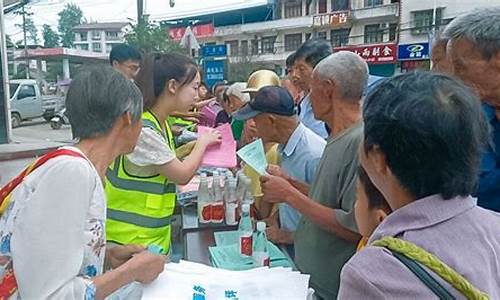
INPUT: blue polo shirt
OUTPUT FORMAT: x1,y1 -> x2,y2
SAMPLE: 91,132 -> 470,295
477,104 -> 500,212
298,94 -> 329,139
278,123 -> 326,231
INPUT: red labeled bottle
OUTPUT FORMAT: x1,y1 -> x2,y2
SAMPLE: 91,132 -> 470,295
211,171 -> 225,223
238,203 -> 253,257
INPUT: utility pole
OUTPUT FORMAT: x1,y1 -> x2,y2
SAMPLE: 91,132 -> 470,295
21,4 -> 28,79
137,0 -> 144,25
14,1 -> 32,79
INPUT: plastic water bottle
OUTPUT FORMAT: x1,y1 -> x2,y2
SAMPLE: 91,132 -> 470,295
197,173 -> 211,224
253,221 -> 270,267
238,203 -> 253,257
211,171 -> 225,223
243,177 -> 257,220
225,178 -> 238,226
235,173 -> 248,221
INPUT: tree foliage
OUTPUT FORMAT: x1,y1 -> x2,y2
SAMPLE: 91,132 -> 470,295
42,24 -> 59,48
57,3 -> 84,47
125,21 -> 185,54
15,16 -> 38,45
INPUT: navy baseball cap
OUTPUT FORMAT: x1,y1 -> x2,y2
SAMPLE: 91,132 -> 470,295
233,86 -> 296,120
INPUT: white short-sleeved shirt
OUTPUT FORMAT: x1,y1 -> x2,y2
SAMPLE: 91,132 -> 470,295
125,127 -> 176,177
0,146 -> 105,299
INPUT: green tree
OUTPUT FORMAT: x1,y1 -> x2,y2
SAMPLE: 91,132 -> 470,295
25,18 -> 38,44
15,16 -> 38,45
57,3 -> 83,47
125,21 -> 185,54
42,24 -> 59,48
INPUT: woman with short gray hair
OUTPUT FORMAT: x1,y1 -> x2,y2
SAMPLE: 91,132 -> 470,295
226,82 -> 251,114
0,66 -> 165,299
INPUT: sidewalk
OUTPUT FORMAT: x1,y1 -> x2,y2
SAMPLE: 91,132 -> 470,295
0,136 -> 70,186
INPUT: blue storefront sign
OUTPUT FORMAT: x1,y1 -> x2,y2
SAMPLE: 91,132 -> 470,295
201,45 -> 227,58
204,60 -> 225,88
398,43 -> 430,60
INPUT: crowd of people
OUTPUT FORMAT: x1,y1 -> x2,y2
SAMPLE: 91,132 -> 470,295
0,7 -> 499,300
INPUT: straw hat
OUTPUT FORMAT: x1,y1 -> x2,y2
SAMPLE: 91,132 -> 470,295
242,70 -> 281,93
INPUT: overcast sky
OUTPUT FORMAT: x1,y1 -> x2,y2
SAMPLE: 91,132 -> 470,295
4,0 -> 268,42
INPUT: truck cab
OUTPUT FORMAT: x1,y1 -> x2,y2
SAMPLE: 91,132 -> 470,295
9,79 -> 64,128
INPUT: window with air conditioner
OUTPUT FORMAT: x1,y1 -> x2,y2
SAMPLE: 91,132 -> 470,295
331,28 -> 350,47
364,24 -> 384,43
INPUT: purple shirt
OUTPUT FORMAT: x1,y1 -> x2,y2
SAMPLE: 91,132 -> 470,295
338,194 -> 500,299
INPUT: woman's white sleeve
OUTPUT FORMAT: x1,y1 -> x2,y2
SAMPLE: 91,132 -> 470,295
126,127 -> 176,166
11,159 -> 96,299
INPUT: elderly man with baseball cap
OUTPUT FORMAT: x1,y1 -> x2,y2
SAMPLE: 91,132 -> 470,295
233,86 -> 326,256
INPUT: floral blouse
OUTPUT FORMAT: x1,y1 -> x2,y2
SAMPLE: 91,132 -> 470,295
0,147 -> 106,299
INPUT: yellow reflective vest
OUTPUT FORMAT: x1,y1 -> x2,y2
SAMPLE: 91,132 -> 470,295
105,111 -> 176,253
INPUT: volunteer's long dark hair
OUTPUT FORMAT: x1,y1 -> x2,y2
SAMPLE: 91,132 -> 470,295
135,53 -> 198,110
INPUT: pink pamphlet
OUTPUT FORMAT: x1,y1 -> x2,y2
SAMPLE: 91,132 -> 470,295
198,123 -> 237,168
199,105 -> 217,127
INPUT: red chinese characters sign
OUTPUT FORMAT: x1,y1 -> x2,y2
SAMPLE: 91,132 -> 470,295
169,23 -> 215,41
313,11 -> 350,27
336,44 -> 397,64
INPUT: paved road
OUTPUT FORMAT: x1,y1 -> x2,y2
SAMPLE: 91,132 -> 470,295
12,118 -> 73,143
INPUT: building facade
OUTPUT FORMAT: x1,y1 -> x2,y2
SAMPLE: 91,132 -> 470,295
72,22 -> 131,54
161,0 -> 498,77
397,0 -> 497,73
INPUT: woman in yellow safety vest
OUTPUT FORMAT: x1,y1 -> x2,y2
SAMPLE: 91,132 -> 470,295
105,53 -> 221,255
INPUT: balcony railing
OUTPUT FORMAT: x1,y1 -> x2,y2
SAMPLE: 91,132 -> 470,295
352,3 -> 399,20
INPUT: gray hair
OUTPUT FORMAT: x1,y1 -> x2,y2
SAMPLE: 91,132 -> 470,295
66,65 -> 143,139
226,82 -> 250,103
314,51 -> 369,100
442,7 -> 500,59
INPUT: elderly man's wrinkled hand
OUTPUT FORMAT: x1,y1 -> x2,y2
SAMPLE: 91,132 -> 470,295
260,174 -> 292,203
266,164 -> 290,180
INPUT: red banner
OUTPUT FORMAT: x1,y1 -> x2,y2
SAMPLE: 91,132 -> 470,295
169,23 -> 214,41
336,43 -> 397,64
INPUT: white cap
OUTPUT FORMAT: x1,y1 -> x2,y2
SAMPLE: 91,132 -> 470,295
256,221 -> 266,232
200,173 -> 207,178
213,170 -> 219,177
242,203 -> 250,213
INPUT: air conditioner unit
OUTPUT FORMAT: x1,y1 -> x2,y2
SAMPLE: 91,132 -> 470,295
380,23 -> 389,29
